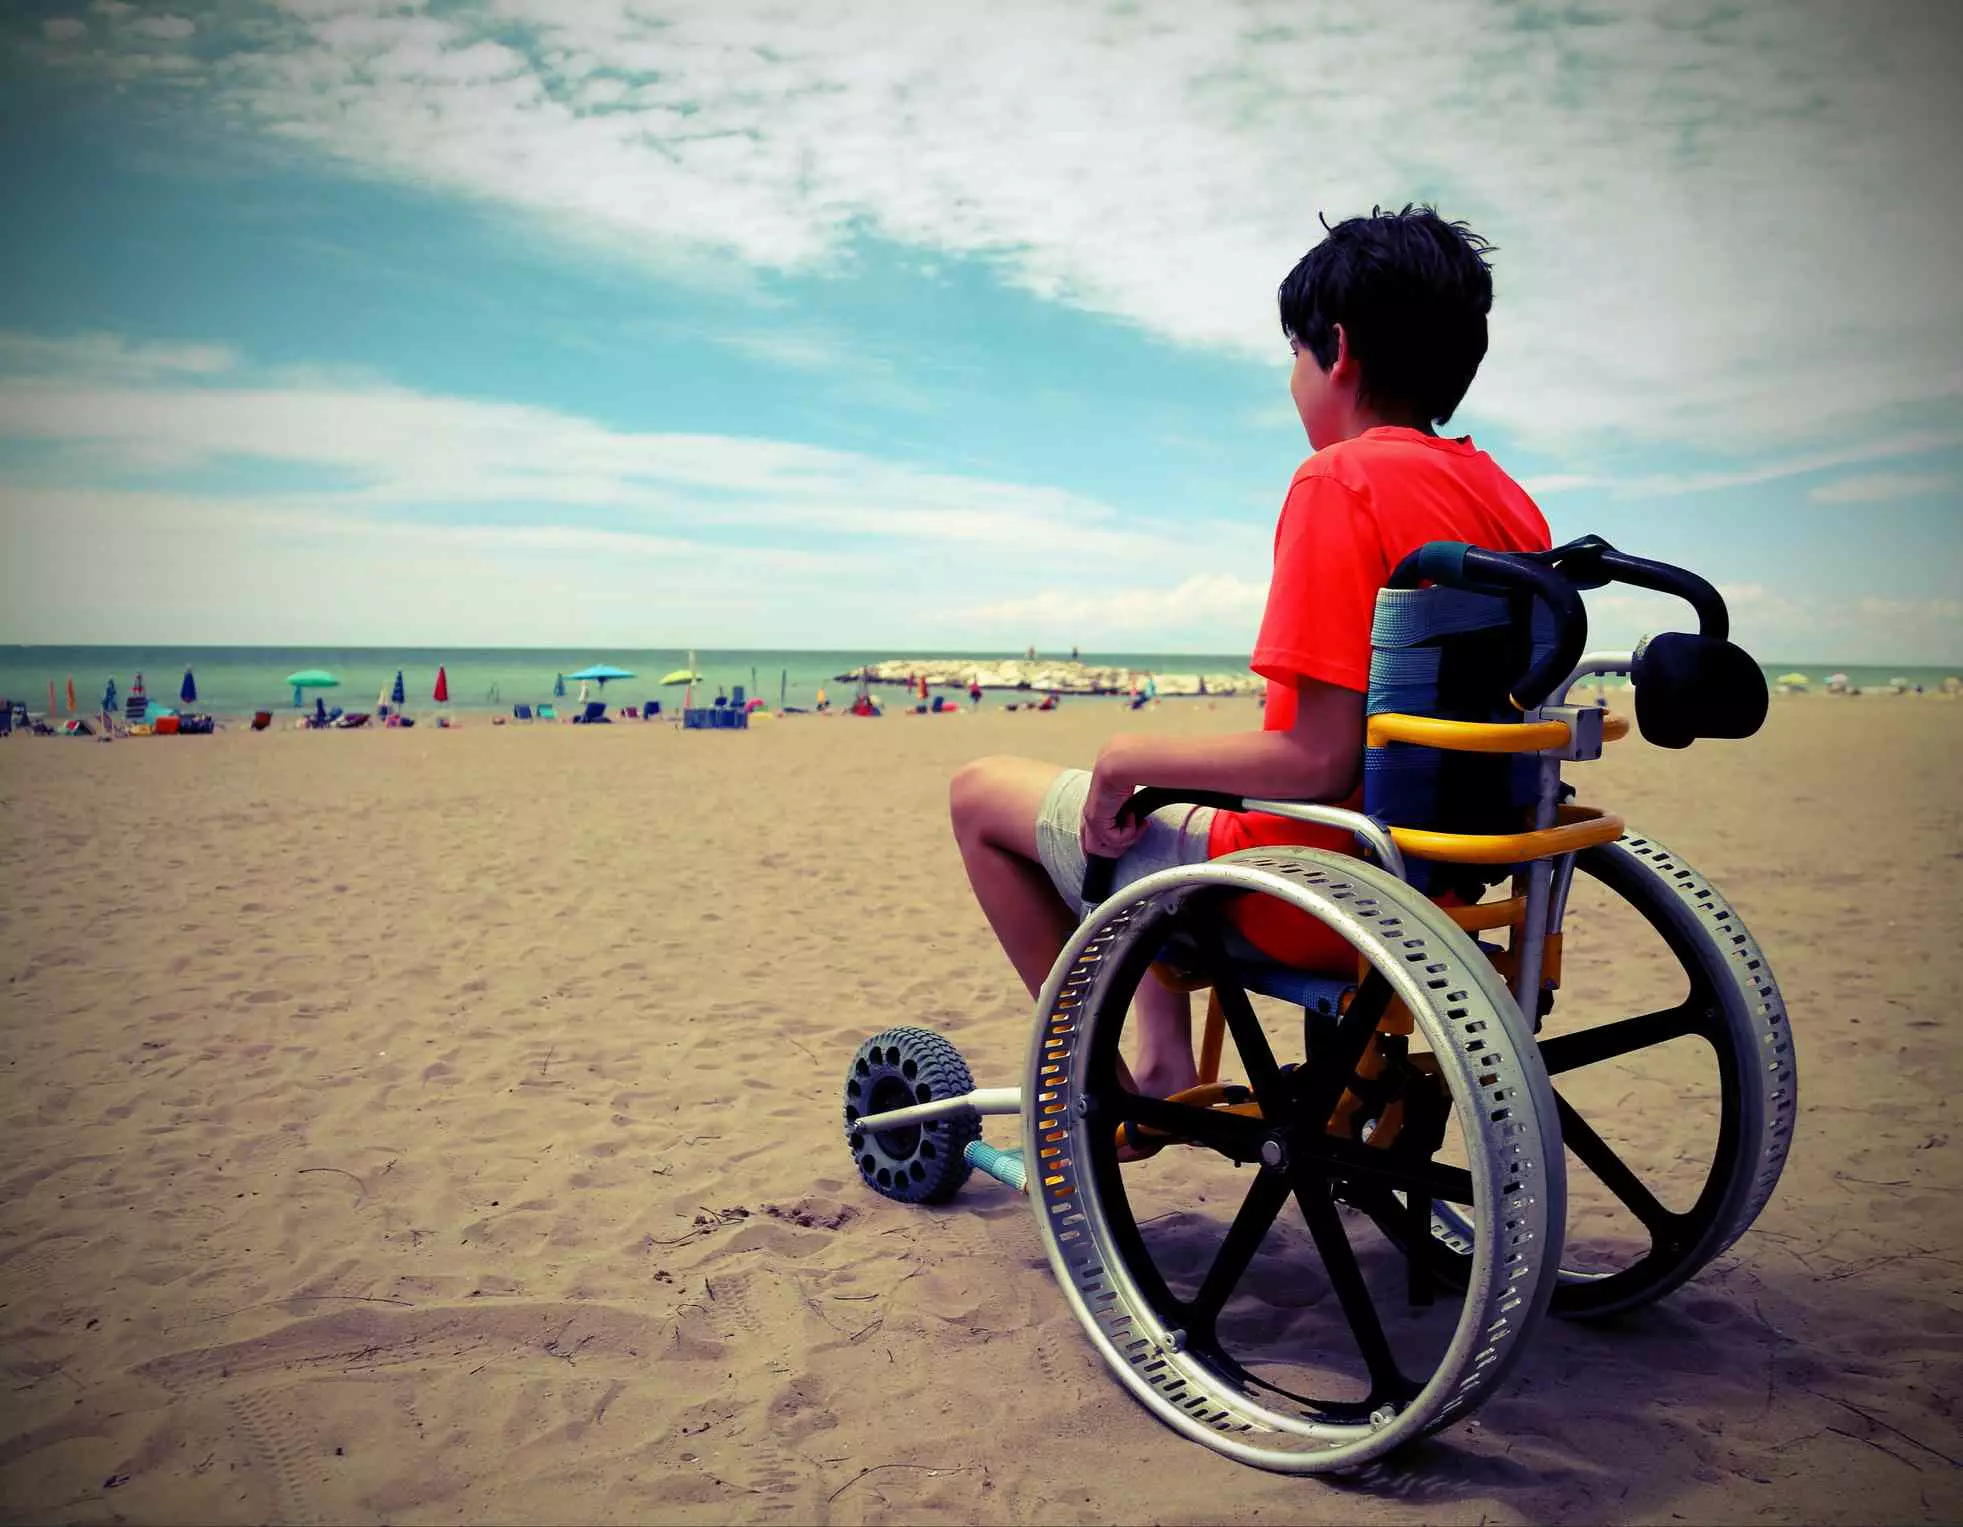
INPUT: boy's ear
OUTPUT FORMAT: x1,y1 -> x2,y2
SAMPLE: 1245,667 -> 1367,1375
1329,322 -> 1357,383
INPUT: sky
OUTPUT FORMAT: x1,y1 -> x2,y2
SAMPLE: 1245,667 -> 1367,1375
0,0 -> 1959,662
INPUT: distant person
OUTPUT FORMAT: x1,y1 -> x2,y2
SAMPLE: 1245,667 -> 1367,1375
1071,645 -> 1079,661
949,204 -> 1547,1100
969,678 -> 983,708
816,685 -> 830,713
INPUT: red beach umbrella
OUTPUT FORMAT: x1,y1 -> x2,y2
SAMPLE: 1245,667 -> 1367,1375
433,666 -> 449,703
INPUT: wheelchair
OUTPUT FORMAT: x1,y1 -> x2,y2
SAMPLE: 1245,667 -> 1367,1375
841,535 -> 1796,1473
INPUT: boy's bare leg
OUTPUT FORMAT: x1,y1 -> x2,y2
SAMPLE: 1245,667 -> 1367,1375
949,755 -> 1078,998
950,755 -> 1199,1097
1132,977 -> 1198,1098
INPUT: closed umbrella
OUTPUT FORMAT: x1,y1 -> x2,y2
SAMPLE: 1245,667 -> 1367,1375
48,679 -> 57,717
391,670 -> 406,706
65,676 -> 76,714
433,666 -> 449,703
180,668 -> 197,705
553,672 -> 566,698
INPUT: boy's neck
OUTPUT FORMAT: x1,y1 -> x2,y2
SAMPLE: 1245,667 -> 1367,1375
1351,405 -> 1436,438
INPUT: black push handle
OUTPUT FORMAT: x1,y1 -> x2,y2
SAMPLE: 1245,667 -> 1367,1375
1554,540 -> 1729,641
1080,787 -> 1247,905
1388,541 -> 1589,709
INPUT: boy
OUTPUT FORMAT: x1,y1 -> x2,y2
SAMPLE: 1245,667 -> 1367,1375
949,204 -> 1550,1098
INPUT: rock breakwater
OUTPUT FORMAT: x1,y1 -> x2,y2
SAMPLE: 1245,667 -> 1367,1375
834,658 -> 1261,697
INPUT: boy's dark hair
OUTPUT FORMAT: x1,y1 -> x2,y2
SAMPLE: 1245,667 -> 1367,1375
1278,204 -> 1496,429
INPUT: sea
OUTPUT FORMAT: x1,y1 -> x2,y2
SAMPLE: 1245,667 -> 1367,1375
2,645 -> 1958,722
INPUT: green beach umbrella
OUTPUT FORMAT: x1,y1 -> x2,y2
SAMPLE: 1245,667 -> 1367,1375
286,668 -> 340,707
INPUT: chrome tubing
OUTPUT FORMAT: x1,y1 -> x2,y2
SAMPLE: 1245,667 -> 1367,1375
1240,799 -> 1408,883
855,1086 -> 1023,1134
1551,650 -> 1634,706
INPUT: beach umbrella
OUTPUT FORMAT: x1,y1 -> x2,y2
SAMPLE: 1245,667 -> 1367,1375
180,668 -> 197,705
103,678 -> 117,715
433,666 -> 449,703
566,664 -> 636,688
391,670 -> 406,706
286,668 -> 339,707
1775,672 -> 1810,686
65,676 -> 76,714
658,667 -> 702,685
48,680 -> 57,717
553,672 -> 566,698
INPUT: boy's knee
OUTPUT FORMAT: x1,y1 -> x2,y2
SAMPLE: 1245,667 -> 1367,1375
948,755 -> 1008,836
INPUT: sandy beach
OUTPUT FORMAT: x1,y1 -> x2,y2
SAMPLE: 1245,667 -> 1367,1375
2,695 -> 1960,1525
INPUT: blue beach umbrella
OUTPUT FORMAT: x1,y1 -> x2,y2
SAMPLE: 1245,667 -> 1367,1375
566,664 -> 636,688
180,667 -> 198,705
391,670 -> 406,705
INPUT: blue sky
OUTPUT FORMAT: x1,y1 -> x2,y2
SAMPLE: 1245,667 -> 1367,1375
0,0 -> 1958,661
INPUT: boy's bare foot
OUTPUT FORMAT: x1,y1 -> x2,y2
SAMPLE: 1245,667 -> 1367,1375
1113,1055 -> 1202,1162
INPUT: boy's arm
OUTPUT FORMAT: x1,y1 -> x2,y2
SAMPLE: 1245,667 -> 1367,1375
1081,677 -> 1364,857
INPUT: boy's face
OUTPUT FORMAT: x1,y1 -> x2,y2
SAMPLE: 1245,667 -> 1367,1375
1288,324 -> 1351,450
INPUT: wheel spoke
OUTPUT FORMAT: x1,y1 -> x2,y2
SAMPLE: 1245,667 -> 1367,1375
1555,1092 -> 1683,1238
1109,1091 -> 1267,1160
1188,1169 -> 1293,1342
1185,920 -> 1289,1116
1292,1175 -> 1414,1408
1539,1001 -> 1706,1074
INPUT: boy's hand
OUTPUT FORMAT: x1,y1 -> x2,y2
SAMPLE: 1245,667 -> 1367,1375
1082,751 -> 1148,859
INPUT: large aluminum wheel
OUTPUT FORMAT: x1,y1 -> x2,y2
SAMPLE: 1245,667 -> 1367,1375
1395,832 -> 1797,1319
1022,848 -> 1566,1473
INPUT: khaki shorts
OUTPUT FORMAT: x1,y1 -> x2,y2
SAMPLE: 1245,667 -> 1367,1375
1034,768 -> 1218,915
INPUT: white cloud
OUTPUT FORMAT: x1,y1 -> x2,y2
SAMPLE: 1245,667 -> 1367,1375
0,354 -> 1273,644
954,574 -> 1268,642
42,17 -> 85,41
39,0 -> 1959,464
126,14 -> 193,41
1807,471 -> 1954,505
0,331 -> 239,380
1857,597 -> 1963,623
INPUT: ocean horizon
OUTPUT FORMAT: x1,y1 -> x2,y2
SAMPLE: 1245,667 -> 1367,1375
4,644 -> 1959,721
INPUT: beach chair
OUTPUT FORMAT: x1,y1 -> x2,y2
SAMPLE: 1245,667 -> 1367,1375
573,700 -> 609,724
841,535 -> 1794,1473
537,703 -> 558,721
513,703 -> 534,721
0,702 -> 11,739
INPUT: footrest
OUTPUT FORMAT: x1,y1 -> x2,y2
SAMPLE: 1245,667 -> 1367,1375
963,1140 -> 1027,1192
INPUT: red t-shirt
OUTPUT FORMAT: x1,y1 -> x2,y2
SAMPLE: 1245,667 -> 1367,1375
1209,426 -> 1551,964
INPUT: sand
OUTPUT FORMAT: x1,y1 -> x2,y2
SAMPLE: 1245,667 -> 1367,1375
2,695 -> 1959,1524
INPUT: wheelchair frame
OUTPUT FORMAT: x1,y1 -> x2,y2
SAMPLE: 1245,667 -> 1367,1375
842,537 -> 1796,1472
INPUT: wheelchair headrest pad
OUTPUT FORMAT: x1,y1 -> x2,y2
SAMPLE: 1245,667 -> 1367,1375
1630,632 -> 1768,749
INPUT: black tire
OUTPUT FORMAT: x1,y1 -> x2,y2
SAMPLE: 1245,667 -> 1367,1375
844,1027 -> 980,1205
1368,832 -> 1797,1320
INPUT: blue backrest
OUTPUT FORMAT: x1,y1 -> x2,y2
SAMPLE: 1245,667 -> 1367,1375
1363,585 -> 1557,896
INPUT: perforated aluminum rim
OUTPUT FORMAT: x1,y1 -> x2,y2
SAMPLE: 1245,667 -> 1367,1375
1423,831 -> 1797,1316
1021,849 -> 1566,1473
